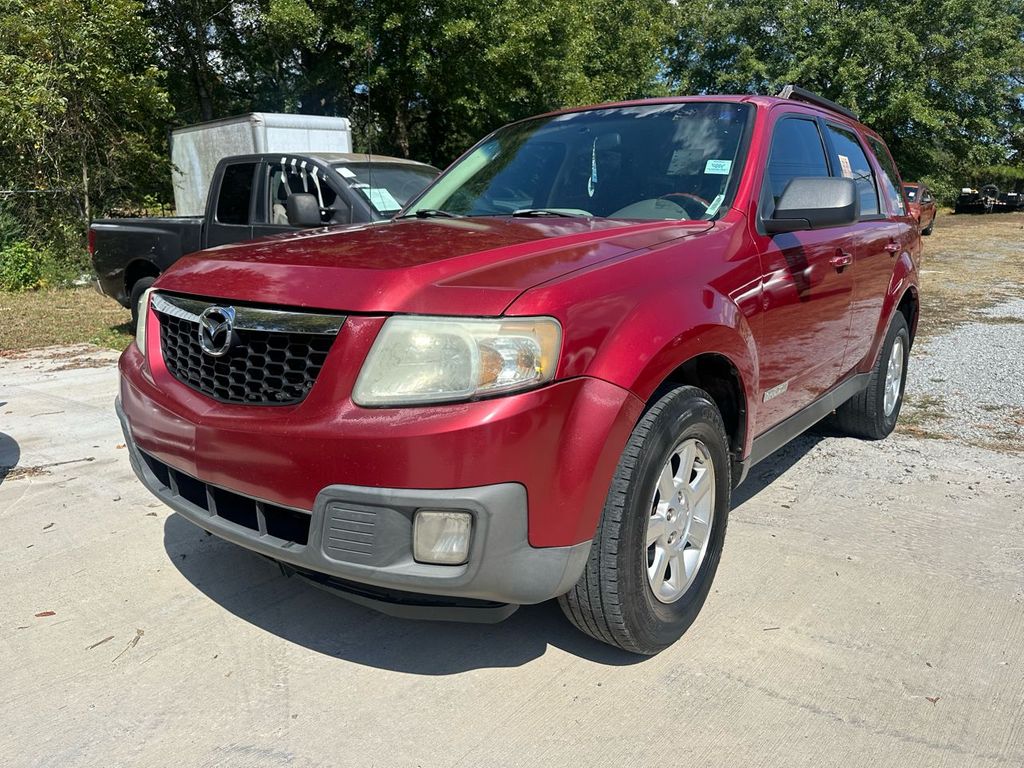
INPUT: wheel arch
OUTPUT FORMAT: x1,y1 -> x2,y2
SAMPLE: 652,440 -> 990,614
123,258 -> 161,298
649,352 -> 749,463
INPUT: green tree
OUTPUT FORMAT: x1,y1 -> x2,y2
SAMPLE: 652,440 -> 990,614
0,0 -> 172,254
668,0 -> 1024,200
147,0 -> 674,167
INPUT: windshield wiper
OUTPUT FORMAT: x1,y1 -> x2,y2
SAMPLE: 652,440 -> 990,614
511,208 -> 589,218
405,208 -> 460,219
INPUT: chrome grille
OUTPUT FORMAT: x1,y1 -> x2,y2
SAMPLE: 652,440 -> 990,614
151,293 -> 344,406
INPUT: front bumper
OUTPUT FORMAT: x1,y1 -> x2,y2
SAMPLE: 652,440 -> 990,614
118,398 -> 592,614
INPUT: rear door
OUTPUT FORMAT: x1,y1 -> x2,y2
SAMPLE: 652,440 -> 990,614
205,160 -> 257,248
753,113 -> 856,428
826,127 -> 904,372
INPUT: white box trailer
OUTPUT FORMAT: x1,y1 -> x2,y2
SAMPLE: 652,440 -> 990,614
170,113 -> 353,215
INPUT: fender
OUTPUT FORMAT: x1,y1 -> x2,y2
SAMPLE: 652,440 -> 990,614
506,219 -> 762,457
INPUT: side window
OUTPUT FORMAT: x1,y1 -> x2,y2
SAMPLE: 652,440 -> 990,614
824,125 -> 879,217
764,117 -> 830,216
264,162 -> 345,226
867,136 -> 906,216
216,162 -> 256,224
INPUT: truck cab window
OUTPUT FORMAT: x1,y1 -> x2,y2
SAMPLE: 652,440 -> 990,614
216,163 -> 256,224
266,163 -> 345,226
764,117 -> 830,218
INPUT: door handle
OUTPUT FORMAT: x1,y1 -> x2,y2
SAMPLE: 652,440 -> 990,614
884,241 -> 901,254
830,251 -> 853,269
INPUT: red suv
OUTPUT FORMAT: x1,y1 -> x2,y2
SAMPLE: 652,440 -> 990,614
117,87 -> 920,655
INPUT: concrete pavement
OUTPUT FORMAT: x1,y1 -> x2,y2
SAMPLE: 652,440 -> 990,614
1,344 -> 1022,767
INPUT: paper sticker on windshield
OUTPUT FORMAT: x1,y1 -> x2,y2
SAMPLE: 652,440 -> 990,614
337,166 -> 356,179
704,159 -> 732,175
838,154 -> 853,179
365,187 -> 401,211
705,194 -> 726,217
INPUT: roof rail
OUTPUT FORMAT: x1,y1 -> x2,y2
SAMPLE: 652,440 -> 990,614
776,84 -> 858,121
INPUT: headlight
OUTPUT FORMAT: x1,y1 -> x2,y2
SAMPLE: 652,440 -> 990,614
134,287 -> 155,355
353,316 -> 561,406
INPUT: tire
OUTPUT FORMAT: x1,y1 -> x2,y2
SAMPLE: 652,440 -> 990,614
558,386 -> 731,655
830,312 -> 910,440
922,214 -> 935,236
129,276 -> 156,330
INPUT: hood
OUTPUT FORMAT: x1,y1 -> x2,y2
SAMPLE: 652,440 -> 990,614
156,216 -> 712,315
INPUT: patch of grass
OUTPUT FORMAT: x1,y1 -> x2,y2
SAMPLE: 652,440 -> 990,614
916,212 -> 1024,339
897,393 -> 950,440
0,287 -> 132,352
974,314 -> 1024,325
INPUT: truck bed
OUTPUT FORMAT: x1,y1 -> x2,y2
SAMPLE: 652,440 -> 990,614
91,217 -> 204,307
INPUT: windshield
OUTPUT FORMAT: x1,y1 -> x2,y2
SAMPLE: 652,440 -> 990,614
332,163 -> 439,217
404,102 -> 751,221
904,186 -> 918,200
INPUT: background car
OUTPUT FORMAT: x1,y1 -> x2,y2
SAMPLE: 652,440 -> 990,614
903,182 -> 936,234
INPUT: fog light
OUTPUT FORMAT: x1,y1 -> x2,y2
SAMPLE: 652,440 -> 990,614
413,510 -> 472,565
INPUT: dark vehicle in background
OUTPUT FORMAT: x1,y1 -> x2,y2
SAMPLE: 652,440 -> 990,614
955,184 -> 998,214
90,152 -> 439,325
998,190 -> 1024,211
903,182 -> 936,235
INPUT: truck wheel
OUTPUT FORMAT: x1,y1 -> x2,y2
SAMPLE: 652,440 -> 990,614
830,312 -> 909,440
558,386 -> 731,656
922,215 -> 935,235
129,276 -> 156,330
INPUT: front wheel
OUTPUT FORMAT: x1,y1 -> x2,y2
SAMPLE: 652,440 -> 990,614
558,386 -> 731,655
129,276 -> 156,331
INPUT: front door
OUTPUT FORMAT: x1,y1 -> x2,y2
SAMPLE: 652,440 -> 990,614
753,114 -> 856,429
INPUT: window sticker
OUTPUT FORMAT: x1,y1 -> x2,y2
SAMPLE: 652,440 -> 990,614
838,154 -> 853,179
337,166 -> 357,179
704,194 -> 726,217
365,187 -> 401,211
704,159 -> 733,175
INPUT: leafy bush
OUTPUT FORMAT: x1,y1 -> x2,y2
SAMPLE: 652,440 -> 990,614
0,201 -> 23,250
0,240 -> 80,291
0,241 -> 45,290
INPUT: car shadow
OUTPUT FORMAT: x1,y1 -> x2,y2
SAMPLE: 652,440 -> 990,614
163,514 -> 645,673
731,427 -> 831,508
0,432 -> 20,486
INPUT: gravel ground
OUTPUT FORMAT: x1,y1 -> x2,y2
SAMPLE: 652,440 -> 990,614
904,295 -> 1024,447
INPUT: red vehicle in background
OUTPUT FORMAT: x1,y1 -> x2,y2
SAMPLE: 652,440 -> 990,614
904,182 -> 936,235
117,87 -> 921,655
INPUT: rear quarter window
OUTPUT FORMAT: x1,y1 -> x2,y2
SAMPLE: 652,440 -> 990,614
216,163 -> 256,224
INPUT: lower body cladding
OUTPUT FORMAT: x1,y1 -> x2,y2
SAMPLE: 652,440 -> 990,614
117,400 -> 591,622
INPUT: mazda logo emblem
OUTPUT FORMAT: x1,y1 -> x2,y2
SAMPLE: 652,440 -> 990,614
198,306 -> 236,357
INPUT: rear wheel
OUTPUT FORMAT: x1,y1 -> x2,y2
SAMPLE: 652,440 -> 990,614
922,213 -> 935,235
129,276 -> 156,330
830,312 -> 910,440
558,386 -> 731,655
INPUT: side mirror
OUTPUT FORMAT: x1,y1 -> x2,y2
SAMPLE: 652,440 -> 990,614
285,193 -> 322,227
764,177 -> 859,234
